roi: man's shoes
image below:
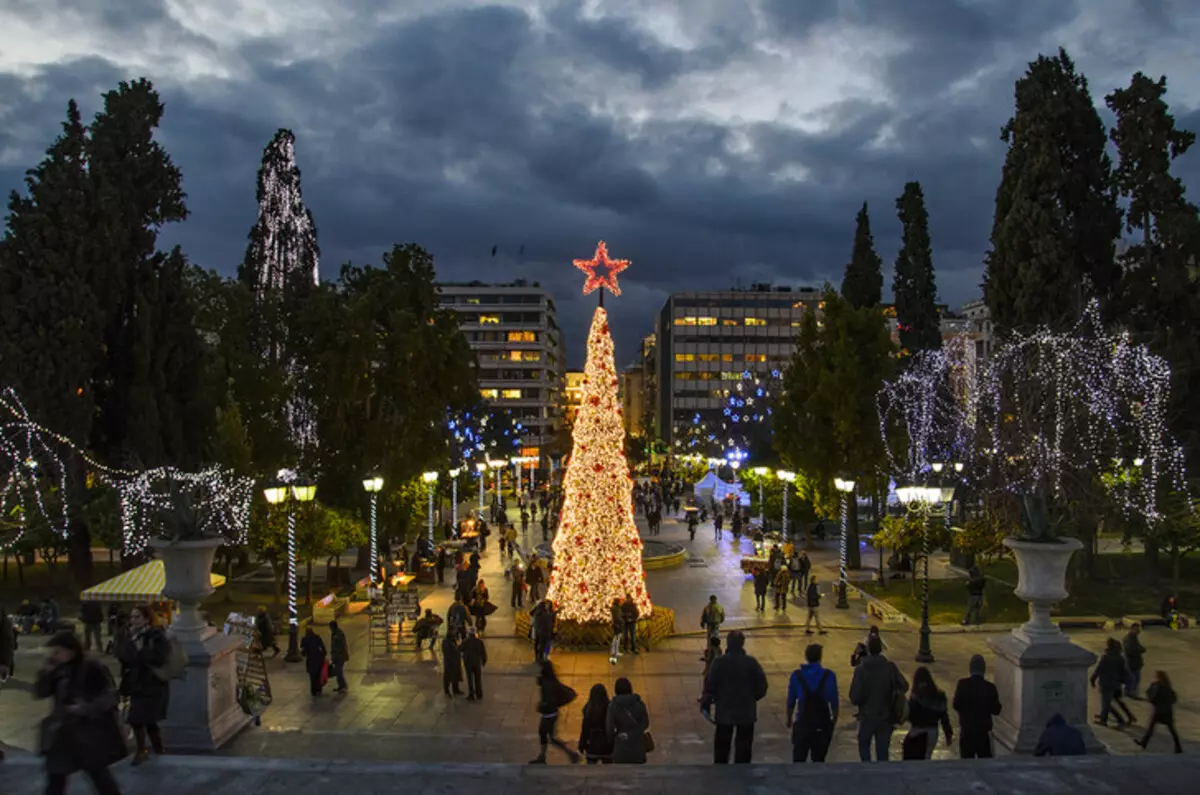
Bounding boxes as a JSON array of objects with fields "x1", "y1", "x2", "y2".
[
  {"x1": 805, "y1": 630, "x2": 814, "y2": 636},
  {"x1": 818, "y1": 630, "x2": 827, "y2": 635},
  {"x1": 131, "y1": 750, "x2": 150, "y2": 767},
  {"x1": 466, "y1": 695, "x2": 477, "y2": 701},
  {"x1": 569, "y1": 751, "x2": 582, "y2": 764},
  {"x1": 528, "y1": 758, "x2": 546, "y2": 765},
  {"x1": 334, "y1": 687, "x2": 347, "y2": 693}
]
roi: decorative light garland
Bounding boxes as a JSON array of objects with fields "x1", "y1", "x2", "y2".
[
  {"x1": 0, "y1": 387, "x2": 254, "y2": 554},
  {"x1": 545, "y1": 305, "x2": 653, "y2": 623}
]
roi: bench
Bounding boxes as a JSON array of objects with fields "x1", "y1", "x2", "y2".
[
  {"x1": 1056, "y1": 615, "x2": 1113, "y2": 630},
  {"x1": 353, "y1": 577, "x2": 371, "y2": 601},
  {"x1": 867, "y1": 600, "x2": 909, "y2": 624},
  {"x1": 312, "y1": 593, "x2": 349, "y2": 625}
]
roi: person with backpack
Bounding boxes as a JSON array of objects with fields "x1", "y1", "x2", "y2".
[
  {"x1": 1136, "y1": 670, "x2": 1182, "y2": 753},
  {"x1": 786, "y1": 643, "x2": 839, "y2": 762},
  {"x1": 530, "y1": 660, "x2": 581, "y2": 764},
  {"x1": 804, "y1": 576, "x2": 825, "y2": 635},
  {"x1": 848, "y1": 634, "x2": 908, "y2": 761},
  {"x1": 701, "y1": 595, "x2": 725, "y2": 640},
  {"x1": 953, "y1": 654, "x2": 1002, "y2": 758},
  {"x1": 114, "y1": 604, "x2": 171, "y2": 765}
]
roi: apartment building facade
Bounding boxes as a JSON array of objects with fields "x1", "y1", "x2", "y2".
[{"x1": 437, "y1": 281, "x2": 566, "y2": 461}]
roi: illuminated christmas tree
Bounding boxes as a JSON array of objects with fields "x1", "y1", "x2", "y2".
[{"x1": 546, "y1": 242, "x2": 653, "y2": 623}]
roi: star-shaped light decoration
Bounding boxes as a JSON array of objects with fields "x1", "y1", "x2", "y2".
[{"x1": 573, "y1": 241, "x2": 630, "y2": 297}]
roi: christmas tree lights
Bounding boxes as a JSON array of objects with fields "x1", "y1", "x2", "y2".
[
  {"x1": 547, "y1": 243, "x2": 651, "y2": 623},
  {"x1": 573, "y1": 241, "x2": 629, "y2": 297}
]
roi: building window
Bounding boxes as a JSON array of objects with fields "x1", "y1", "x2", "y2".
[
  {"x1": 744, "y1": 317, "x2": 766, "y2": 326},
  {"x1": 501, "y1": 389, "x2": 522, "y2": 399},
  {"x1": 508, "y1": 331, "x2": 537, "y2": 342},
  {"x1": 697, "y1": 317, "x2": 717, "y2": 326},
  {"x1": 479, "y1": 314, "x2": 501, "y2": 324},
  {"x1": 745, "y1": 354, "x2": 767, "y2": 363},
  {"x1": 506, "y1": 350, "x2": 542, "y2": 362},
  {"x1": 480, "y1": 388, "x2": 498, "y2": 399},
  {"x1": 675, "y1": 353, "x2": 695, "y2": 362},
  {"x1": 722, "y1": 353, "x2": 733, "y2": 362},
  {"x1": 674, "y1": 317, "x2": 697, "y2": 326},
  {"x1": 698, "y1": 353, "x2": 720, "y2": 362},
  {"x1": 466, "y1": 297, "x2": 480, "y2": 304},
  {"x1": 722, "y1": 319, "x2": 739, "y2": 327}
]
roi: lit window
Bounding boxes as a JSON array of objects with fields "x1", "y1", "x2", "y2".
[
  {"x1": 744, "y1": 317, "x2": 766, "y2": 326},
  {"x1": 697, "y1": 317, "x2": 717, "y2": 326},
  {"x1": 721, "y1": 354, "x2": 733, "y2": 362},
  {"x1": 676, "y1": 372, "x2": 694, "y2": 380},
  {"x1": 674, "y1": 316, "x2": 697, "y2": 326},
  {"x1": 480, "y1": 388, "x2": 498, "y2": 399},
  {"x1": 508, "y1": 331, "x2": 537, "y2": 342},
  {"x1": 501, "y1": 389, "x2": 522, "y2": 399},
  {"x1": 479, "y1": 314, "x2": 500, "y2": 324},
  {"x1": 698, "y1": 353, "x2": 720, "y2": 362},
  {"x1": 745, "y1": 354, "x2": 767, "y2": 363},
  {"x1": 523, "y1": 351, "x2": 541, "y2": 361},
  {"x1": 466, "y1": 297, "x2": 480, "y2": 305},
  {"x1": 675, "y1": 354, "x2": 695, "y2": 362}
]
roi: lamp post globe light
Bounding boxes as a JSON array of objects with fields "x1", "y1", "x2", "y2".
[
  {"x1": 362, "y1": 474, "x2": 384, "y2": 589},
  {"x1": 751, "y1": 467, "x2": 771, "y2": 527},
  {"x1": 475, "y1": 462, "x2": 487, "y2": 511},
  {"x1": 897, "y1": 476, "x2": 948, "y2": 664},
  {"x1": 778, "y1": 471, "x2": 795, "y2": 539},
  {"x1": 448, "y1": 468, "x2": 462, "y2": 529},
  {"x1": 263, "y1": 473, "x2": 316, "y2": 663},
  {"x1": 833, "y1": 476, "x2": 855, "y2": 609},
  {"x1": 422, "y1": 471, "x2": 439, "y2": 542}
]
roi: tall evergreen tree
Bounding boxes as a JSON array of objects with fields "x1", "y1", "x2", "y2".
[
  {"x1": 983, "y1": 49, "x2": 1122, "y2": 335},
  {"x1": 841, "y1": 202, "x2": 883, "y2": 309},
  {"x1": 892, "y1": 182, "x2": 941, "y2": 355},
  {"x1": 1106, "y1": 72, "x2": 1200, "y2": 467}
]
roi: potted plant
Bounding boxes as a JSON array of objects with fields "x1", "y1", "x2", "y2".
[{"x1": 149, "y1": 479, "x2": 224, "y2": 632}]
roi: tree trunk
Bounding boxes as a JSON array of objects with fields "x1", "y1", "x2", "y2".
[
  {"x1": 355, "y1": 543, "x2": 370, "y2": 573},
  {"x1": 306, "y1": 560, "x2": 313, "y2": 604},
  {"x1": 15, "y1": 552, "x2": 24, "y2": 586},
  {"x1": 2, "y1": 551, "x2": 7, "y2": 581},
  {"x1": 1075, "y1": 516, "x2": 1098, "y2": 580},
  {"x1": 847, "y1": 497, "x2": 862, "y2": 570},
  {"x1": 1171, "y1": 541, "x2": 1181, "y2": 595},
  {"x1": 1143, "y1": 536, "x2": 1160, "y2": 585},
  {"x1": 68, "y1": 521, "x2": 94, "y2": 587},
  {"x1": 225, "y1": 556, "x2": 235, "y2": 602}
]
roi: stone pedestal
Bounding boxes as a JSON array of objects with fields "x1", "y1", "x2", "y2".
[
  {"x1": 150, "y1": 538, "x2": 252, "y2": 751},
  {"x1": 988, "y1": 536, "x2": 1103, "y2": 754}
]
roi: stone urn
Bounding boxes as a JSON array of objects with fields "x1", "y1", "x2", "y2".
[
  {"x1": 151, "y1": 536, "x2": 223, "y2": 632},
  {"x1": 1005, "y1": 536, "x2": 1082, "y2": 644}
]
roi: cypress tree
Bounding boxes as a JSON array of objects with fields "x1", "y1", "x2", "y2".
[
  {"x1": 983, "y1": 49, "x2": 1121, "y2": 335},
  {"x1": 841, "y1": 202, "x2": 883, "y2": 309},
  {"x1": 893, "y1": 181, "x2": 941, "y2": 355}
]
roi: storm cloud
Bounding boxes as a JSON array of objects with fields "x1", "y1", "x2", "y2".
[{"x1": 1, "y1": 0, "x2": 1198, "y2": 364}]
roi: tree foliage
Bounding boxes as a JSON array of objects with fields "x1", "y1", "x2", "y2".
[
  {"x1": 892, "y1": 182, "x2": 941, "y2": 355},
  {"x1": 842, "y1": 202, "x2": 883, "y2": 310}
]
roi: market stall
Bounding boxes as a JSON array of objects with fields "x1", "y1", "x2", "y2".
[{"x1": 79, "y1": 560, "x2": 227, "y2": 622}]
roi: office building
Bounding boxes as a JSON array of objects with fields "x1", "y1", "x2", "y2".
[
  {"x1": 655, "y1": 285, "x2": 823, "y2": 447},
  {"x1": 620, "y1": 368, "x2": 646, "y2": 437},
  {"x1": 563, "y1": 370, "x2": 586, "y2": 428},
  {"x1": 437, "y1": 281, "x2": 566, "y2": 461},
  {"x1": 959, "y1": 299, "x2": 995, "y2": 361}
]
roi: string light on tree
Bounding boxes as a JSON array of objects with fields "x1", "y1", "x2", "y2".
[
  {"x1": 573, "y1": 241, "x2": 630, "y2": 298},
  {"x1": 546, "y1": 242, "x2": 652, "y2": 623}
]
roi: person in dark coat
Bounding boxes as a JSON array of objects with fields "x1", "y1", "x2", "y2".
[
  {"x1": 0, "y1": 604, "x2": 14, "y2": 680},
  {"x1": 849, "y1": 635, "x2": 908, "y2": 761},
  {"x1": 511, "y1": 562, "x2": 526, "y2": 608},
  {"x1": 527, "y1": 558, "x2": 546, "y2": 602},
  {"x1": 329, "y1": 620, "x2": 350, "y2": 693},
  {"x1": 701, "y1": 630, "x2": 768, "y2": 764},
  {"x1": 1136, "y1": 670, "x2": 1182, "y2": 753},
  {"x1": 620, "y1": 594, "x2": 640, "y2": 655},
  {"x1": 460, "y1": 627, "x2": 488, "y2": 700},
  {"x1": 1034, "y1": 713, "x2": 1087, "y2": 756},
  {"x1": 1091, "y1": 638, "x2": 1135, "y2": 727},
  {"x1": 441, "y1": 634, "x2": 464, "y2": 697},
  {"x1": 532, "y1": 600, "x2": 556, "y2": 663},
  {"x1": 80, "y1": 601, "x2": 105, "y2": 653},
  {"x1": 903, "y1": 666, "x2": 953, "y2": 759},
  {"x1": 962, "y1": 566, "x2": 985, "y2": 625},
  {"x1": 1122, "y1": 623, "x2": 1146, "y2": 698},
  {"x1": 953, "y1": 654, "x2": 1002, "y2": 758},
  {"x1": 447, "y1": 594, "x2": 471, "y2": 642},
  {"x1": 530, "y1": 660, "x2": 581, "y2": 764},
  {"x1": 752, "y1": 566, "x2": 770, "y2": 612},
  {"x1": 255, "y1": 606, "x2": 279, "y2": 657},
  {"x1": 578, "y1": 683, "x2": 614, "y2": 764},
  {"x1": 606, "y1": 676, "x2": 650, "y2": 764},
  {"x1": 435, "y1": 546, "x2": 448, "y2": 584},
  {"x1": 114, "y1": 604, "x2": 170, "y2": 765},
  {"x1": 300, "y1": 626, "x2": 327, "y2": 696},
  {"x1": 36, "y1": 631, "x2": 127, "y2": 795}
]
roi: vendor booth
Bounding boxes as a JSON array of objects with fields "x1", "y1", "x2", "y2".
[{"x1": 80, "y1": 559, "x2": 227, "y2": 623}]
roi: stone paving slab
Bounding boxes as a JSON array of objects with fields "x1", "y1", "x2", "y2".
[{"x1": 1, "y1": 754, "x2": 1198, "y2": 795}]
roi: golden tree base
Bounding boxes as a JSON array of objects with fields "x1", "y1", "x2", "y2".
[{"x1": 514, "y1": 606, "x2": 676, "y2": 650}]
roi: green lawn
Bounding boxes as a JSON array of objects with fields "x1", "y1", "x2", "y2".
[{"x1": 872, "y1": 552, "x2": 1199, "y2": 625}]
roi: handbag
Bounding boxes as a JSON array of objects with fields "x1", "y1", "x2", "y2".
[
  {"x1": 319, "y1": 659, "x2": 330, "y2": 686},
  {"x1": 643, "y1": 730, "x2": 655, "y2": 753}
]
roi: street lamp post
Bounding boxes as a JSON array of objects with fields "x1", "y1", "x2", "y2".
[
  {"x1": 514, "y1": 459, "x2": 522, "y2": 496},
  {"x1": 488, "y1": 458, "x2": 506, "y2": 508},
  {"x1": 834, "y1": 476, "x2": 855, "y2": 609},
  {"x1": 778, "y1": 471, "x2": 795, "y2": 539},
  {"x1": 422, "y1": 471, "x2": 439, "y2": 542},
  {"x1": 449, "y1": 468, "x2": 462, "y2": 528},
  {"x1": 264, "y1": 475, "x2": 316, "y2": 663},
  {"x1": 898, "y1": 466, "x2": 955, "y2": 665},
  {"x1": 752, "y1": 466, "x2": 770, "y2": 528},
  {"x1": 362, "y1": 474, "x2": 384, "y2": 589},
  {"x1": 476, "y1": 462, "x2": 487, "y2": 512}
]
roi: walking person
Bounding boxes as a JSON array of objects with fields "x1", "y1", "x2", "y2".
[
  {"x1": 1135, "y1": 671, "x2": 1183, "y2": 753},
  {"x1": 903, "y1": 667, "x2": 953, "y2": 759},
  {"x1": 532, "y1": 599, "x2": 556, "y2": 663},
  {"x1": 788, "y1": 553, "x2": 804, "y2": 597},
  {"x1": 798, "y1": 551, "x2": 811, "y2": 592},
  {"x1": 962, "y1": 566, "x2": 985, "y2": 625},
  {"x1": 609, "y1": 597, "x2": 624, "y2": 665},
  {"x1": 255, "y1": 606, "x2": 280, "y2": 657},
  {"x1": 701, "y1": 630, "x2": 768, "y2": 764},
  {"x1": 529, "y1": 660, "x2": 581, "y2": 764},
  {"x1": 461, "y1": 627, "x2": 487, "y2": 701},
  {"x1": 701, "y1": 595, "x2": 725, "y2": 640},
  {"x1": 786, "y1": 643, "x2": 839, "y2": 763},
  {"x1": 804, "y1": 576, "x2": 825, "y2": 635},
  {"x1": 714, "y1": 513, "x2": 724, "y2": 541},
  {"x1": 447, "y1": 594, "x2": 470, "y2": 642},
  {"x1": 510, "y1": 561, "x2": 526, "y2": 608},
  {"x1": 752, "y1": 566, "x2": 769, "y2": 612},
  {"x1": 1123, "y1": 623, "x2": 1146, "y2": 699},
  {"x1": 773, "y1": 565, "x2": 791, "y2": 612},
  {"x1": 620, "y1": 594, "x2": 640, "y2": 655},
  {"x1": 527, "y1": 558, "x2": 545, "y2": 602},
  {"x1": 35, "y1": 631, "x2": 127, "y2": 795},
  {"x1": 441, "y1": 633, "x2": 464, "y2": 697},
  {"x1": 849, "y1": 634, "x2": 908, "y2": 761},
  {"x1": 80, "y1": 601, "x2": 105, "y2": 654},
  {"x1": 953, "y1": 654, "x2": 1002, "y2": 758},
  {"x1": 578, "y1": 683, "x2": 614, "y2": 764},
  {"x1": 114, "y1": 604, "x2": 170, "y2": 765},
  {"x1": 699, "y1": 635, "x2": 721, "y2": 702},
  {"x1": 1091, "y1": 638, "x2": 1136, "y2": 727},
  {"x1": 606, "y1": 677, "x2": 651, "y2": 764},
  {"x1": 300, "y1": 626, "x2": 327, "y2": 696},
  {"x1": 328, "y1": 620, "x2": 349, "y2": 693}
]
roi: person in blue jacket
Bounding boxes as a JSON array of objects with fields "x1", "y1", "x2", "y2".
[
  {"x1": 785, "y1": 643, "x2": 840, "y2": 762},
  {"x1": 1034, "y1": 713, "x2": 1087, "y2": 756}
]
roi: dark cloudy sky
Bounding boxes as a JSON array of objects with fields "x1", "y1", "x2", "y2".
[{"x1": 2, "y1": 1, "x2": 1199, "y2": 367}]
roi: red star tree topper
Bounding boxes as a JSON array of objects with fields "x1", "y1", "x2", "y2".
[
  {"x1": 573, "y1": 240, "x2": 630, "y2": 297},
  {"x1": 545, "y1": 255, "x2": 651, "y2": 623}
]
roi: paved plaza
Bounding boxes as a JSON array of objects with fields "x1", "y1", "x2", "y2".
[{"x1": 2, "y1": 513, "x2": 1197, "y2": 767}]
